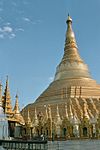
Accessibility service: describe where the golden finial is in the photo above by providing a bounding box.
[66,14,72,24]
[6,75,8,83]
[16,89,19,98]
[5,75,9,91]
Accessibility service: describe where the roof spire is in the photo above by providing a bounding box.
[34,107,38,125]
[83,102,89,119]
[56,105,60,118]
[56,105,61,125]
[13,94,25,125]
[26,108,32,126]
[2,76,13,115]
[44,105,48,121]
[48,105,52,119]
[6,75,9,89]
[0,82,2,107]
[0,82,4,114]
[13,94,20,114]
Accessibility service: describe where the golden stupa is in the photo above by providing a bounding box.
[22,15,100,139]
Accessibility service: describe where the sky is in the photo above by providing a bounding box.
[0,0,100,109]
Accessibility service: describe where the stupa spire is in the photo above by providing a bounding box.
[66,14,76,44]
[62,14,83,63]
[54,15,90,80]
[26,108,32,125]
[13,94,20,114]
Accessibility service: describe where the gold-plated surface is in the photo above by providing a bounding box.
[1,77,25,125]
[55,15,90,80]
[2,77,13,116]
[22,16,100,139]
[13,94,25,125]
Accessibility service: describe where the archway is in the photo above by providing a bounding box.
[83,127,87,137]
[63,128,67,137]
[46,129,48,136]
[37,129,39,136]
[41,128,43,135]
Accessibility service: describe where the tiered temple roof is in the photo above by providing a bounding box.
[2,76,13,116]
[1,77,24,125]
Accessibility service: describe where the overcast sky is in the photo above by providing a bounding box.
[0,0,100,109]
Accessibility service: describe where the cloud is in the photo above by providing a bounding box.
[5,22,11,26]
[0,26,15,39]
[3,26,13,33]
[32,19,43,25]
[22,17,43,26]
[9,33,16,39]
[0,22,25,39]
[15,28,24,32]
[23,17,31,22]
[0,25,25,39]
